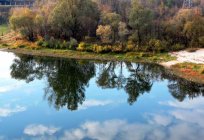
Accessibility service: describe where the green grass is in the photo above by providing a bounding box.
[0,24,9,36]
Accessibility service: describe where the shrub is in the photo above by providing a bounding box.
[92,44,111,53]
[148,39,168,53]
[60,40,69,49]
[69,38,78,50]
[77,42,93,52]
[36,40,44,46]
[199,36,204,47]
[126,40,135,52]
[171,43,185,51]
[111,44,124,53]
[41,41,49,48]
[84,36,97,43]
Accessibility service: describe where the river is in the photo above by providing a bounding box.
[0,51,204,140]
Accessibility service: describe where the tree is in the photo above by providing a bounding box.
[49,0,99,40]
[129,0,154,47]
[118,22,129,42]
[96,25,113,43]
[184,15,204,47]
[10,8,37,41]
[100,12,121,42]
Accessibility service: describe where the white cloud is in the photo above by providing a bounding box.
[58,118,204,140]
[160,97,204,128]
[60,120,151,140]
[0,105,26,117]
[78,99,113,110]
[159,97,204,109]
[0,83,23,93]
[147,114,172,126]
[0,52,16,79]
[24,124,60,136]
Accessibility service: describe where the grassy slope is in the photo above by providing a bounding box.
[171,63,204,84]
[0,24,9,36]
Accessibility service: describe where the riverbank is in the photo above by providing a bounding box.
[0,47,203,84]
[0,28,203,84]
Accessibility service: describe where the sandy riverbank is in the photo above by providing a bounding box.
[161,49,204,67]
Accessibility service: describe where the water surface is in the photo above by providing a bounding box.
[0,51,204,140]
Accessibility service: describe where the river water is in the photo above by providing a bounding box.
[0,51,204,140]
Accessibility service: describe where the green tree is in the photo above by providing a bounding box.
[10,8,37,41]
[129,0,154,47]
[49,0,99,40]
[184,15,204,47]
[101,12,121,42]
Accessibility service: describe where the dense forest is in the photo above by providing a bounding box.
[6,0,204,53]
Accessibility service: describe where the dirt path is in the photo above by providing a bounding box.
[161,49,204,67]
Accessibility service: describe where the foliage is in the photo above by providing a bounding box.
[9,8,37,41]
[8,0,204,53]
[148,39,168,53]
[96,25,113,44]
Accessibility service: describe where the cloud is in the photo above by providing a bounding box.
[60,120,152,140]
[78,99,113,110]
[0,106,26,117]
[24,124,60,136]
[0,83,23,93]
[0,52,16,79]
[59,118,204,140]
[160,97,204,128]
[147,114,172,126]
[159,97,204,109]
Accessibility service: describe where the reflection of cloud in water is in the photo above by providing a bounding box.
[0,106,26,117]
[160,97,204,109]
[146,114,172,126]
[78,100,113,110]
[0,83,23,93]
[59,98,204,140]
[0,52,15,79]
[160,97,204,128]
[59,119,204,140]
[24,124,60,136]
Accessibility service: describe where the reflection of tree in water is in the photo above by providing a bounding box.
[166,74,204,102]
[45,59,95,110]
[10,54,204,110]
[96,62,153,105]
[125,64,152,105]
[10,55,44,83]
[10,55,95,110]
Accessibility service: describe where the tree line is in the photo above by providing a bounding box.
[9,0,204,53]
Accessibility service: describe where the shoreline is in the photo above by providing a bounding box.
[2,47,204,85]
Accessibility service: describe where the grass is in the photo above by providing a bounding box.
[0,24,9,36]
[7,47,175,64]
[171,63,204,84]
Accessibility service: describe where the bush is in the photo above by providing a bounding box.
[60,40,69,49]
[77,42,93,52]
[126,40,136,52]
[171,43,185,51]
[48,37,56,48]
[111,44,124,53]
[148,39,168,53]
[41,41,49,48]
[199,36,204,47]
[69,38,78,50]
[36,40,44,46]
[92,44,112,53]
[84,36,97,43]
